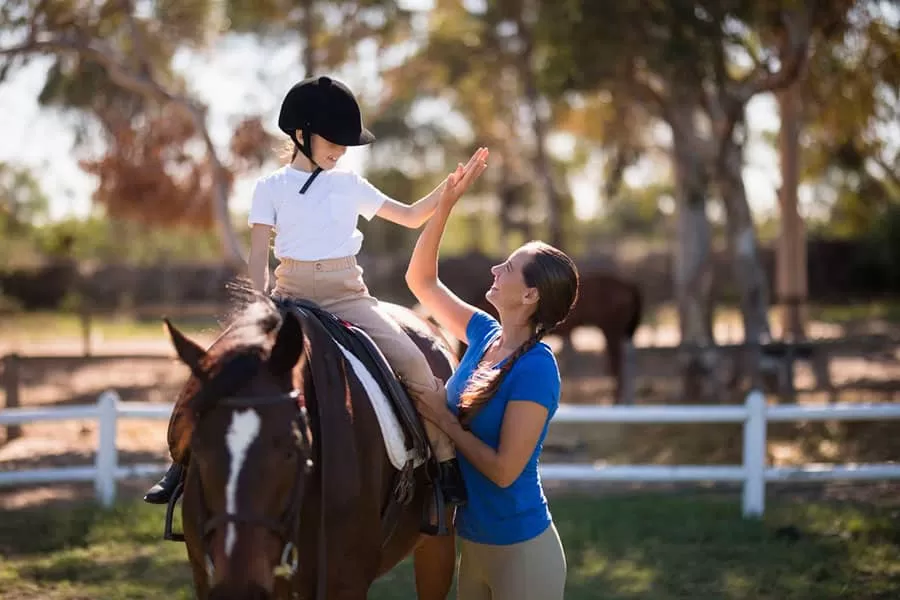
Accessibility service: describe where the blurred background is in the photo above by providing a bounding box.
[1,1,900,598]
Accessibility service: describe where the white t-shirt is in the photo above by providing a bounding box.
[247,165,390,260]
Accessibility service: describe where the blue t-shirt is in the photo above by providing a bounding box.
[445,310,561,545]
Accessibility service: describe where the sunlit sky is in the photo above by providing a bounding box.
[0,1,788,224]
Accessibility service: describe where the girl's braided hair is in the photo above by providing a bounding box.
[458,242,579,425]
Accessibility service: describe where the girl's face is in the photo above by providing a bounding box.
[297,130,347,170]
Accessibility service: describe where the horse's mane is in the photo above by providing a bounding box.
[185,278,292,415]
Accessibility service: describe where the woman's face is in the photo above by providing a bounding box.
[485,246,537,312]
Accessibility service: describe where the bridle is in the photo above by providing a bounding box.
[196,389,324,600]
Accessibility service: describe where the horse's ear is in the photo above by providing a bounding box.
[164,318,207,375]
[268,310,304,375]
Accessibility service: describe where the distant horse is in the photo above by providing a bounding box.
[436,251,643,403]
[161,288,457,599]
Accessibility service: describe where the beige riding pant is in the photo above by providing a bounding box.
[271,255,455,462]
[457,523,567,600]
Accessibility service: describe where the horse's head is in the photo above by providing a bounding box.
[166,297,315,599]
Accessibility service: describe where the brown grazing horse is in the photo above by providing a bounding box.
[435,251,643,403]
[162,290,457,599]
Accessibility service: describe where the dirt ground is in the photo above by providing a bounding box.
[3,320,900,509]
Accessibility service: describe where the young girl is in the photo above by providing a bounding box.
[143,75,471,513]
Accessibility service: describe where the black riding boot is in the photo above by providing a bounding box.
[438,458,467,506]
[143,463,185,505]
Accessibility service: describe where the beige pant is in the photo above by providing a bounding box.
[272,255,455,462]
[457,523,567,600]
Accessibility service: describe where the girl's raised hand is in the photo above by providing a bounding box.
[439,147,489,209]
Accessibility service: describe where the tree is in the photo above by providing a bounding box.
[538,1,866,388]
[539,1,726,389]
[0,162,49,231]
[800,3,900,233]
[0,0,254,266]
[374,0,587,252]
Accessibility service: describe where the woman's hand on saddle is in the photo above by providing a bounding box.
[438,147,490,211]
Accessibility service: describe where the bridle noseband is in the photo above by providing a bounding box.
[197,389,315,588]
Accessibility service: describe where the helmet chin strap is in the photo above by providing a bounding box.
[295,127,323,195]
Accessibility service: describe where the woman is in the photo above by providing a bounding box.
[406,150,579,600]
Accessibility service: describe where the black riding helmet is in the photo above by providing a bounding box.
[278,75,375,172]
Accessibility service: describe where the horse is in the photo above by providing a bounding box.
[161,287,458,599]
[434,251,643,403]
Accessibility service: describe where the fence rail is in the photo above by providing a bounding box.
[2,390,900,516]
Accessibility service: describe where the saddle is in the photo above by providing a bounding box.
[283,299,449,537]
[287,299,432,462]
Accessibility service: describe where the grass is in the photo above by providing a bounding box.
[1,491,899,599]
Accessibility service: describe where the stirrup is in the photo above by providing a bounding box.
[164,480,186,542]
[419,480,450,536]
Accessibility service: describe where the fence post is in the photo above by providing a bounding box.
[2,353,22,441]
[95,390,119,508]
[742,389,767,518]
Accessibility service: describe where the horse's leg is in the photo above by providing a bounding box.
[413,513,457,600]
[557,333,576,374]
[184,527,210,599]
[181,464,211,599]
[604,329,625,405]
[187,555,210,600]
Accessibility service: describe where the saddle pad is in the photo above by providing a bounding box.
[334,341,427,471]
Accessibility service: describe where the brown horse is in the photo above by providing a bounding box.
[162,289,457,599]
[435,251,643,403]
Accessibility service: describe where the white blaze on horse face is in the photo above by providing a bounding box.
[224,408,261,558]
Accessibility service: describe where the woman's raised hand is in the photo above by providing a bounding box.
[439,147,489,210]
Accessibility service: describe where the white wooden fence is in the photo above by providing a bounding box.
[2,389,900,517]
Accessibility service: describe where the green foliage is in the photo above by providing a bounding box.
[3,212,223,269]
[855,204,900,289]
[598,182,676,239]
[2,0,897,262]
[0,162,50,230]
[799,3,900,234]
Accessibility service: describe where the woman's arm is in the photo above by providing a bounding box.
[406,147,490,341]
[430,399,548,489]
[248,224,273,292]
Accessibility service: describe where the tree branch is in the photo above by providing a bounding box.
[627,67,669,116]
[0,35,189,106]
[871,154,900,193]
[710,7,813,165]
[729,7,812,105]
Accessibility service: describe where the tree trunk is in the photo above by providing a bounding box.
[669,108,715,348]
[718,119,772,345]
[188,105,246,269]
[667,101,720,401]
[515,15,564,250]
[776,82,807,340]
[302,0,316,75]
